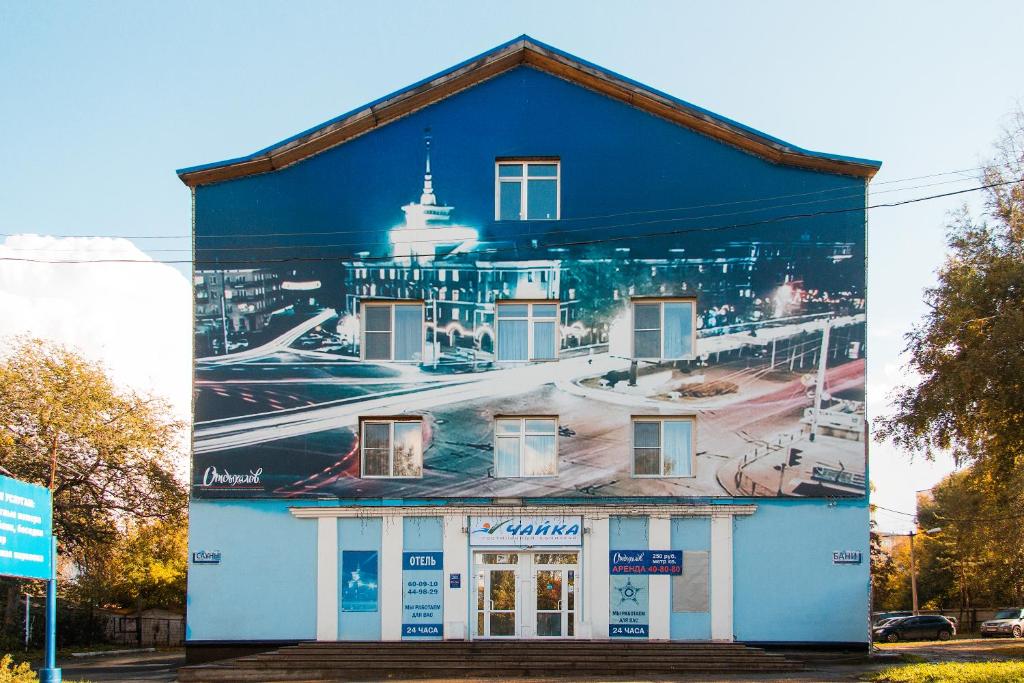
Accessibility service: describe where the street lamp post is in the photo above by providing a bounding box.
[908,527,942,615]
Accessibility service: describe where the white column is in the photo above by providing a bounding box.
[710,515,734,641]
[316,516,338,641]
[648,516,672,640]
[442,514,468,640]
[379,515,404,640]
[587,517,610,639]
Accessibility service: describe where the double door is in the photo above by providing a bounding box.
[474,551,577,638]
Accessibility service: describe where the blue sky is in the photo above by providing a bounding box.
[2,1,1022,529]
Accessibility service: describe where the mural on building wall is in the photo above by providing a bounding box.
[193,140,867,501]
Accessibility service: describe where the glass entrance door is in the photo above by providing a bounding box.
[474,551,577,639]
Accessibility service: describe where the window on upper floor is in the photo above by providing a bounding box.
[496,301,559,362]
[494,416,558,477]
[496,160,560,220]
[631,298,696,361]
[631,416,695,478]
[361,301,424,362]
[360,418,423,478]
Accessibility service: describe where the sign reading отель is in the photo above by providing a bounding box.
[0,475,53,581]
[402,551,443,639]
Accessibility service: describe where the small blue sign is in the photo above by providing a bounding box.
[402,551,443,571]
[402,624,442,637]
[192,550,221,564]
[610,624,649,638]
[609,550,683,575]
[0,475,53,581]
[341,550,379,612]
[449,573,461,588]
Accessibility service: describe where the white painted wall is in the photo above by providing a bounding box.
[316,516,338,641]
[586,517,610,639]
[380,516,404,640]
[442,514,468,640]
[710,515,734,641]
[647,516,671,640]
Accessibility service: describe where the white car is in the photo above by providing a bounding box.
[981,608,1024,638]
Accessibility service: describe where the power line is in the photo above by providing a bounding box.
[0,177,1018,266]
[1,173,990,255]
[0,164,996,243]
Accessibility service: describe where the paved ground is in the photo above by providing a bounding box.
[59,649,183,682]
[47,638,1024,682]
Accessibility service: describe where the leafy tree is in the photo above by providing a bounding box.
[876,109,1024,473]
[71,519,188,610]
[0,337,186,627]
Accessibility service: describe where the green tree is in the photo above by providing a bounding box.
[876,109,1024,473]
[72,519,188,610]
[0,337,186,627]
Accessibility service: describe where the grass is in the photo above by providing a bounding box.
[870,660,1024,682]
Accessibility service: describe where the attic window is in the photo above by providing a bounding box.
[496,160,560,220]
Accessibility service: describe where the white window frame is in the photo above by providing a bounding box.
[493,416,559,478]
[630,297,698,361]
[494,159,561,221]
[360,300,425,362]
[359,418,424,479]
[495,300,560,362]
[630,416,697,479]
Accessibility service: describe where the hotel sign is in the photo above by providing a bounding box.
[469,516,582,546]
[0,475,53,581]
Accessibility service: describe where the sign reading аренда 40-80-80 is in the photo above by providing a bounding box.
[0,475,53,581]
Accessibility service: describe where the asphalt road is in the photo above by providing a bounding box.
[60,650,183,682]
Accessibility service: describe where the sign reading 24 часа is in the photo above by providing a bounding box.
[0,475,53,581]
[402,551,443,638]
[469,516,582,547]
[610,550,683,575]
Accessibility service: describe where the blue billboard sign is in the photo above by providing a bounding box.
[609,550,683,575]
[402,551,443,639]
[0,475,53,581]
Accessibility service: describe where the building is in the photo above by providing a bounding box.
[181,36,878,658]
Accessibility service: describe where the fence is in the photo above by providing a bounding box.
[105,615,185,648]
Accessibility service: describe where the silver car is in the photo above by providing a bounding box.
[981,608,1024,638]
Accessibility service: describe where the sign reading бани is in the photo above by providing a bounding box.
[0,475,53,581]
[469,516,582,546]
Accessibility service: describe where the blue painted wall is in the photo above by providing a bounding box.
[670,516,711,640]
[186,500,317,641]
[338,517,382,640]
[733,498,870,643]
[194,66,866,260]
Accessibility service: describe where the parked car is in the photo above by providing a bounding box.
[874,614,955,642]
[873,611,912,627]
[981,608,1024,638]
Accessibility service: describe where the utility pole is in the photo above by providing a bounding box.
[809,318,831,442]
[909,531,919,615]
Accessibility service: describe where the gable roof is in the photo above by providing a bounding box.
[177,35,880,187]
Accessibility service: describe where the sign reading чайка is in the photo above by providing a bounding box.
[469,516,582,546]
[0,475,53,581]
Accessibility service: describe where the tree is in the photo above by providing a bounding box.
[876,109,1024,473]
[72,519,188,610]
[0,337,186,627]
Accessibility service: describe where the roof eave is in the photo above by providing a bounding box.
[177,36,880,188]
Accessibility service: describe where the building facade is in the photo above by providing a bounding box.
[182,37,878,654]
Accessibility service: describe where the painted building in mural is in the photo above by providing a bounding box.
[182,37,878,653]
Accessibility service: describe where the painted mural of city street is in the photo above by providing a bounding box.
[192,147,866,500]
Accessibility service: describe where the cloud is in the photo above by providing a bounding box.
[0,235,191,420]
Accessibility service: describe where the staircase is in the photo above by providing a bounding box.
[178,640,804,681]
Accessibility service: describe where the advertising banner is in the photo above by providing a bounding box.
[609,575,649,638]
[0,475,53,581]
[402,551,443,638]
[609,550,683,575]
[341,550,379,612]
[191,131,866,502]
[469,516,582,547]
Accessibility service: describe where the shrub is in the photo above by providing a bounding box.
[0,655,37,683]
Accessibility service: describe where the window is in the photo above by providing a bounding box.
[361,301,424,361]
[496,302,559,362]
[632,298,696,360]
[360,419,423,478]
[632,417,695,477]
[496,160,560,220]
[494,417,558,477]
